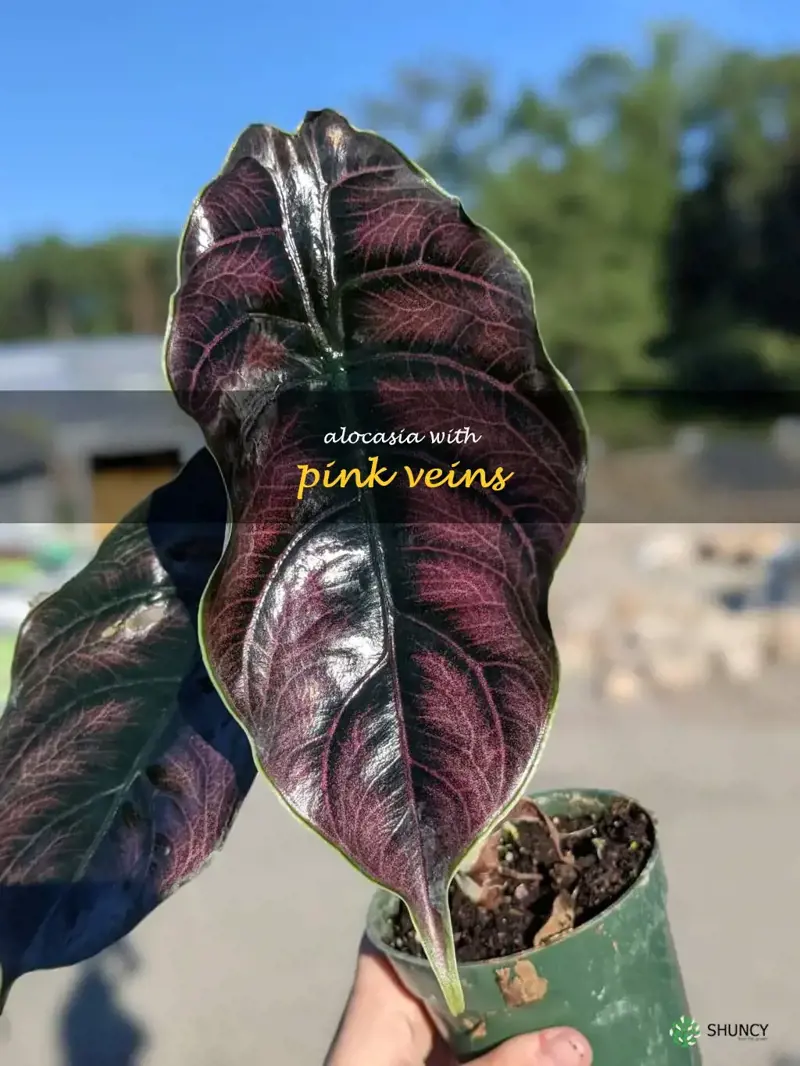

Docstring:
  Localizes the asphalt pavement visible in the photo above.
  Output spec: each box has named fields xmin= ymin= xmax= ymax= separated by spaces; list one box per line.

xmin=1 ymin=671 xmax=797 ymax=1066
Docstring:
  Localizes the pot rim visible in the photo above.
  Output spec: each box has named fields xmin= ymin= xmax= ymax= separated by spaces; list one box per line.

xmin=365 ymin=786 xmax=660 ymax=971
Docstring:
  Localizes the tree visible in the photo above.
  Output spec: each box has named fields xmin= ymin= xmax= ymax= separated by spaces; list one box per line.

xmin=2 ymin=24 xmax=800 ymax=425
xmin=0 ymin=236 xmax=177 ymax=342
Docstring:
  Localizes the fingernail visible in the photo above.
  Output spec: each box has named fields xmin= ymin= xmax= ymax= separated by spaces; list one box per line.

xmin=540 ymin=1027 xmax=591 ymax=1065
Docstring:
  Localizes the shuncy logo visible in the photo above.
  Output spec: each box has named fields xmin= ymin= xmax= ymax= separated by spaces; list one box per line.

xmin=669 ymin=1017 xmax=770 ymax=1046
xmin=707 ymin=1023 xmax=768 ymax=1040
xmin=670 ymin=1016 xmax=701 ymax=1047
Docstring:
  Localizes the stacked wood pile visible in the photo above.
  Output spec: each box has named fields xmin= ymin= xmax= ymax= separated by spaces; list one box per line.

xmin=552 ymin=525 xmax=800 ymax=702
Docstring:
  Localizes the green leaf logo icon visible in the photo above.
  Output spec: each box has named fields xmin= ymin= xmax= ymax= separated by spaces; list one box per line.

xmin=670 ymin=1016 xmax=701 ymax=1047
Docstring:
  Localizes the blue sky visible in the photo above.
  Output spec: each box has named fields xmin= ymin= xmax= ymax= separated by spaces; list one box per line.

xmin=2 ymin=0 xmax=799 ymax=249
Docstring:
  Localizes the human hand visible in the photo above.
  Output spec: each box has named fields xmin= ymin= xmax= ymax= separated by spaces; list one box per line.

xmin=325 ymin=945 xmax=592 ymax=1066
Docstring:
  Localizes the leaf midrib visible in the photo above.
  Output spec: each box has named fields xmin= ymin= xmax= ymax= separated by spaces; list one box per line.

xmin=264 ymin=133 xmax=427 ymax=878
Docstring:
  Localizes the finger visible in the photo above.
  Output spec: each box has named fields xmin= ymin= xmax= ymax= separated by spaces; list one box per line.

xmin=476 ymin=1027 xmax=592 ymax=1066
xmin=325 ymin=949 xmax=437 ymax=1066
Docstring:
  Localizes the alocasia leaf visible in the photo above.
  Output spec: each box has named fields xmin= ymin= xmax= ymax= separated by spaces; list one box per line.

xmin=0 ymin=448 xmax=254 ymax=1009
xmin=164 ymin=109 xmax=587 ymax=1014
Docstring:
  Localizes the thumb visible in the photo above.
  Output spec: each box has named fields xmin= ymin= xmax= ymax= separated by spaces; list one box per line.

xmin=325 ymin=949 xmax=436 ymax=1066
xmin=475 ymin=1028 xmax=592 ymax=1066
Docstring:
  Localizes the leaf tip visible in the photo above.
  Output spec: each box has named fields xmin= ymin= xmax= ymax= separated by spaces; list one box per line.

xmin=412 ymin=897 xmax=465 ymax=1018
xmin=440 ymin=972 xmax=466 ymax=1017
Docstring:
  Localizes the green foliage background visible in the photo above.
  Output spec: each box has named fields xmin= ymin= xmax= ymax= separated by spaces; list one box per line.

xmin=4 ymin=25 xmax=800 ymax=439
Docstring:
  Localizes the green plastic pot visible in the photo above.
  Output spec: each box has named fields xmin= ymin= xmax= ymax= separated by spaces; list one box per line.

xmin=365 ymin=788 xmax=701 ymax=1065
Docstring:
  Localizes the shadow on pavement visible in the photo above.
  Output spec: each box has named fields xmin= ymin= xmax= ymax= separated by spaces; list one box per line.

xmin=59 ymin=942 xmax=147 ymax=1066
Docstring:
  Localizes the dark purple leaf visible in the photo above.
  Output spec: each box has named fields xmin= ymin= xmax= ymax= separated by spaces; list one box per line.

xmin=0 ymin=449 xmax=254 ymax=1010
xmin=165 ymin=110 xmax=587 ymax=1013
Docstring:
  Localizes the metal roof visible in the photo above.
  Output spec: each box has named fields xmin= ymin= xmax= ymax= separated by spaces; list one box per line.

xmin=0 ymin=336 xmax=203 ymax=475
xmin=0 ymin=334 xmax=168 ymax=391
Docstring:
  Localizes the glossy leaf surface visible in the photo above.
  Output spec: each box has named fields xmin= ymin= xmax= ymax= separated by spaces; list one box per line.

xmin=165 ymin=110 xmax=587 ymax=1013
xmin=0 ymin=449 xmax=254 ymax=1007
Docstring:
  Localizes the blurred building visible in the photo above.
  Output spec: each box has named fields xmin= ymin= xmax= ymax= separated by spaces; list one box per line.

xmin=0 ymin=335 xmax=202 ymax=541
